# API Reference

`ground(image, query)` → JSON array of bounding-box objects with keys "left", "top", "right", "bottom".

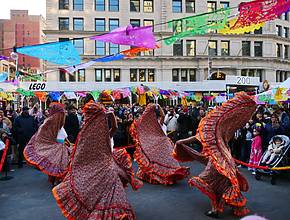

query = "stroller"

[{"left": 255, "top": 135, "right": 290, "bottom": 185}]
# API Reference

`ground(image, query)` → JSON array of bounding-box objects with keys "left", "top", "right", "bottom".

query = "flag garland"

[{"left": 164, "top": 8, "right": 231, "bottom": 45}]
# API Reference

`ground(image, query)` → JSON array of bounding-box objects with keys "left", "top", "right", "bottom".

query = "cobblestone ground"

[{"left": 0, "top": 162, "right": 290, "bottom": 220}]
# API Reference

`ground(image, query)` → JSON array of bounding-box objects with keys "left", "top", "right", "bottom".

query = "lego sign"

[{"left": 28, "top": 82, "right": 46, "bottom": 91}]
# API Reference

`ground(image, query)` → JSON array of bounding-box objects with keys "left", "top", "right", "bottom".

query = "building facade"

[
  {"left": 45, "top": 0, "right": 290, "bottom": 91},
  {"left": 0, "top": 10, "right": 46, "bottom": 74}
]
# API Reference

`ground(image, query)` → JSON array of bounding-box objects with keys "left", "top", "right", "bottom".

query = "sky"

[{"left": 0, "top": 0, "right": 46, "bottom": 19}]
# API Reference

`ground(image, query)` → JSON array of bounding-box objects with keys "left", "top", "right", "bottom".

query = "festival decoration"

[
  {"left": 0, "top": 72, "right": 8, "bottom": 82},
  {"left": 64, "top": 92, "right": 77, "bottom": 100},
  {"left": 34, "top": 92, "right": 47, "bottom": 102},
  {"left": 232, "top": 0, "right": 290, "bottom": 29},
  {"left": 64, "top": 54, "right": 125, "bottom": 73},
  {"left": 164, "top": 8, "right": 231, "bottom": 45},
  {"left": 121, "top": 46, "right": 158, "bottom": 57},
  {"left": 121, "top": 88, "right": 131, "bottom": 98},
  {"left": 274, "top": 87, "right": 288, "bottom": 101},
  {"left": 16, "top": 88, "right": 35, "bottom": 97},
  {"left": 76, "top": 92, "right": 87, "bottom": 97},
  {"left": 218, "top": 18, "right": 265, "bottom": 35},
  {"left": 16, "top": 41, "right": 81, "bottom": 66},
  {"left": 49, "top": 92, "right": 62, "bottom": 101},
  {"left": 90, "top": 25, "right": 156, "bottom": 49},
  {"left": 90, "top": 91, "right": 101, "bottom": 101},
  {"left": 0, "top": 55, "right": 9, "bottom": 61}
]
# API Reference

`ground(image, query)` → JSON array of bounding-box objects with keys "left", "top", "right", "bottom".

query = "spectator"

[
  {"left": 164, "top": 107, "right": 179, "bottom": 142},
  {"left": 13, "top": 107, "right": 37, "bottom": 168},
  {"left": 264, "top": 114, "right": 285, "bottom": 146},
  {"left": 64, "top": 105, "right": 80, "bottom": 143},
  {"left": 276, "top": 108, "right": 290, "bottom": 135},
  {"left": 177, "top": 108, "right": 192, "bottom": 140}
]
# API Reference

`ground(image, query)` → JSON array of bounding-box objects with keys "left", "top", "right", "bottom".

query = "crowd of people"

[
  {"left": 0, "top": 99, "right": 290, "bottom": 173},
  {"left": 1, "top": 93, "right": 289, "bottom": 219}
]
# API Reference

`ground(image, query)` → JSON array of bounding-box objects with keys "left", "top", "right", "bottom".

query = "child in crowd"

[
  {"left": 262, "top": 136, "right": 285, "bottom": 165},
  {"left": 249, "top": 127, "right": 263, "bottom": 175}
]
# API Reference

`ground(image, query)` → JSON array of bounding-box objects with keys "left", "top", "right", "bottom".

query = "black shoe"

[{"left": 205, "top": 210, "right": 219, "bottom": 218}]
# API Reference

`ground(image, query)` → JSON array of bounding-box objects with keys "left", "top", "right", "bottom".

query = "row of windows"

[
  {"left": 59, "top": 18, "right": 154, "bottom": 31},
  {"left": 173, "top": 40, "right": 263, "bottom": 57},
  {"left": 276, "top": 44, "right": 289, "bottom": 59},
  {"left": 172, "top": 69, "right": 196, "bottom": 82},
  {"left": 59, "top": 69, "right": 156, "bottom": 82},
  {"left": 276, "top": 70, "right": 289, "bottom": 82},
  {"left": 276, "top": 25, "right": 290, "bottom": 38},
  {"left": 59, "top": 0, "right": 154, "bottom": 12},
  {"left": 172, "top": 0, "right": 229, "bottom": 13},
  {"left": 58, "top": 68, "right": 198, "bottom": 82},
  {"left": 241, "top": 69, "right": 264, "bottom": 82},
  {"left": 64, "top": 38, "right": 264, "bottom": 57}
]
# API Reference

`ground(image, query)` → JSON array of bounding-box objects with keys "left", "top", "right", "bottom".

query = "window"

[
  {"left": 130, "top": 69, "right": 137, "bottom": 82},
  {"left": 109, "top": 19, "right": 119, "bottom": 31},
  {"left": 113, "top": 69, "right": 121, "bottom": 82},
  {"left": 73, "top": 0, "right": 83, "bottom": 11},
  {"left": 96, "top": 0, "right": 105, "bottom": 11},
  {"left": 130, "top": 19, "right": 140, "bottom": 27},
  {"left": 59, "top": 18, "right": 69, "bottom": 30},
  {"left": 254, "top": 27, "right": 262, "bottom": 34},
  {"left": 109, "top": 0, "right": 119, "bottom": 11},
  {"left": 139, "top": 69, "right": 146, "bottom": 82},
  {"left": 59, "top": 0, "right": 69, "bottom": 10},
  {"left": 172, "top": 69, "right": 179, "bottom": 82},
  {"left": 284, "top": 27, "right": 289, "bottom": 38},
  {"left": 104, "top": 69, "right": 112, "bottom": 82},
  {"left": 69, "top": 72, "right": 76, "bottom": 82},
  {"left": 109, "top": 43, "right": 119, "bottom": 54},
  {"left": 189, "top": 69, "right": 196, "bottom": 81},
  {"left": 221, "top": 41, "right": 229, "bottom": 56},
  {"left": 73, "top": 39, "right": 84, "bottom": 55},
  {"left": 208, "top": 40, "right": 217, "bottom": 56},
  {"left": 144, "top": 20, "right": 154, "bottom": 27},
  {"left": 173, "top": 40, "right": 183, "bottom": 56},
  {"left": 148, "top": 69, "right": 155, "bottom": 82},
  {"left": 276, "top": 25, "right": 282, "bottom": 37},
  {"left": 95, "top": 69, "right": 103, "bottom": 82},
  {"left": 59, "top": 38, "right": 69, "bottom": 42},
  {"left": 78, "top": 69, "right": 85, "bottom": 82},
  {"left": 207, "top": 1, "right": 216, "bottom": 12},
  {"left": 254, "top": 41, "right": 263, "bottom": 57},
  {"left": 242, "top": 41, "right": 251, "bottom": 56},
  {"left": 95, "top": 19, "right": 105, "bottom": 31},
  {"left": 186, "top": 0, "right": 195, "bottom": 13},
  {"left": 285, "top": 12, "right": 289, "bottom": 21},
  {"left": 73, "top": 18, "right": 84, "bottom": 31},
  {"left": 144, "top": 0, "right": 153, "bottom": 12},
  {"left": 172, "top": 0, "right": 182, "bottom": 13},
  {"left": 277, "top": 43, "right": 282, "bottom": 58},
  {"left": 181, "top": 69, "right": 188, "bottom": 82},
  {"left": 220, "top": 1, "right": 229, "bottom": 9},
  {"left": 241, "top": 69, "right": 264, "bottom": 81},
  {"left": 186, "top": 40, "right": 196, "bottom": 56},
  {"left": 276, "top": 70, "right": 289, "bottom": 82},
  {"left": 285, "top": 45, "right": 289, "bottom": 59},
  {"left": 59, "top": 69, "right": 67, "bottom": 82},
  {"left": 96, "top": 41, "right": 106, "bottom": 55},
  {"left": 130, "top": 0, "right": 140, "bottom": 12}
]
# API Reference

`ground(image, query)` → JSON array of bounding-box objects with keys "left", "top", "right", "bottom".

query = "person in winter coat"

[
  {"left": 13, "top": 107, "right": 37, "bottom": 168},
  {"left": 64, "top": 105, "right": 80, "bottom": 143}
]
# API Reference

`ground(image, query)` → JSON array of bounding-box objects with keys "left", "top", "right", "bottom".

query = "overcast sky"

[{"left": 0, "top": 0, "right": 46, "bottom": 19}]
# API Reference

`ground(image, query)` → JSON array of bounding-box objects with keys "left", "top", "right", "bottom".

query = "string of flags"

[{"left": 0, "top": 0, "right": 290, "bottom": 81}]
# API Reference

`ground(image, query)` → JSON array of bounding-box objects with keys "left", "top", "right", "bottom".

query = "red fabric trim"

[{"left": 0, "top": 139, "right": 10, "bottom": 172}]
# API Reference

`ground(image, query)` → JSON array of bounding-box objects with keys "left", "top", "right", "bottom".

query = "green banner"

[{"left": 164, "top": 8, "right": 231, "bottom": 45}]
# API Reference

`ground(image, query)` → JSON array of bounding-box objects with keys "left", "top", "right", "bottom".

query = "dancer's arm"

[{"left": 176, "top": 136, "right": 198, "bottom": 146}]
